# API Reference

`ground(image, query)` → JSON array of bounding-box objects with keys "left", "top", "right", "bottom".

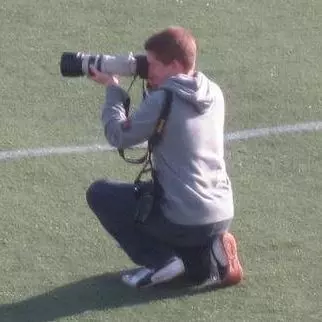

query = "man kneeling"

[{"left": 86, "top": 26, "right": 243, "bottom": 288}]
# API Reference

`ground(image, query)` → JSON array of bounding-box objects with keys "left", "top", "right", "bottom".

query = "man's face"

[{"left": 146, "top": 51, "right": 177, "bottom": 88}]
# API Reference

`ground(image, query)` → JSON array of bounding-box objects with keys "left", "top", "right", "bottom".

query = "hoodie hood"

[{"left": 160, "top": 72, "right": 216, "bottom": 114}]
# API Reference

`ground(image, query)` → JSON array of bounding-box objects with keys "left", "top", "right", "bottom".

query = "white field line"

[{"left": 1, "top": 121, "right": 322, "bottom": 162}]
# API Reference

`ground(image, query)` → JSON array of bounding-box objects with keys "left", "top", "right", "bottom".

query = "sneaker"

[
  {"left": 121, "top": 256, "right": 185, "bottom": 288},
  {"left": 212, "top": 232, "right": 243, "bottom": 287}
]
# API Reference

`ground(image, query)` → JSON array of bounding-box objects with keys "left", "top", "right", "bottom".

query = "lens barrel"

[
  {"left": 60, "top": 52, "right": 148, "bottom": 79},
  {"left": 60, "top": 52, "right": 84, "bottom": 77}
]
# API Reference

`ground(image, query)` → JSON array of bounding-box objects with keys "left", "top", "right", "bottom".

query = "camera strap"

[
  {"left": 117, "top": 89, "right": 173, "bottom": 182},
  {"left": 117, "top": 78, "right": 148, "bottom": 164}
]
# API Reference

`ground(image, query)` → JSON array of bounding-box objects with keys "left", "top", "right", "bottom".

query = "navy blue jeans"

[{"left": 86, "top": 179, "right": 231, "bottom": 278}]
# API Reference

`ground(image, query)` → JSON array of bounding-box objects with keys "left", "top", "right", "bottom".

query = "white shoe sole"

[{"left": 121, "top": 257, "right": 185, "bottom": 288}]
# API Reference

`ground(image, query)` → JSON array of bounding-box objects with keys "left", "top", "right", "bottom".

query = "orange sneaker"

[{"left": 212, "top": 232, "right": 243, "bottom": 287}]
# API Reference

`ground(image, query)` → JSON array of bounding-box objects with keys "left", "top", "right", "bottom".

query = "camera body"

[
  {"left": 60, "top": 52, "right": 149, "bottom": 79},
  {"left": 133, "top": 180, "right": 155, "bottom": 223}
]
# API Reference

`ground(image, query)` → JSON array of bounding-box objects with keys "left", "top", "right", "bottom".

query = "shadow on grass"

[{"left": 0, "top": 270, "right": 219, "bottom": 322}]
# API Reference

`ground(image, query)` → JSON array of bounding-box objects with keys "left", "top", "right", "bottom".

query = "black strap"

[
  {"left": 133, "top": 89, "right": 173, "bottom": 184},
  {"left": 118, "top": 89, "right": 173, "bottom": 166},
  {"left": 148, "top": 89, "right": 173, "bottom": 150}
]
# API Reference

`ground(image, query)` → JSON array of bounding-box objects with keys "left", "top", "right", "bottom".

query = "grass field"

[{"left": 1, "top": 0, "right": 322, "bottom": 321}]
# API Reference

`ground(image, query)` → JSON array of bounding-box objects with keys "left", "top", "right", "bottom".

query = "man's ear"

[
  {"left": 169, "top": 59, "right": 181, "bottom": 73},
  {"left": 171, "top": 59, "right": 185, "bottom": 73}
]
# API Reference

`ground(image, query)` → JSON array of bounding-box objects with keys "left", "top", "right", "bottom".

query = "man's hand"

[{"left": 89, "top": 65, "right": 119, "bottom": 86}]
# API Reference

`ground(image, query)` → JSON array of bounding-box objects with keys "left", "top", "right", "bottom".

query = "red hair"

[{"left": 144, "top": 26, "right": 197, "bottom": 72}]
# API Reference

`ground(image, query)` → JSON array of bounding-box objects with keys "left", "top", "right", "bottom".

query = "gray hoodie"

[{"left": 101, "top": 72, "right": 234, "bottom": 226}]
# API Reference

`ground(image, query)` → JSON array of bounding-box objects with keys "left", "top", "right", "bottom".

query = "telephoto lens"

[{"left": 60, "top": 52, "right": 149, "bottom": 79}]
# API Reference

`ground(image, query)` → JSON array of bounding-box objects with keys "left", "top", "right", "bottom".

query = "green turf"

[
  {"left": 1, "top": 0, "right": 322, "bottom": 321},
  {"left": 1, "top": 0, "right": 321, "bottom": 149},
  {"left": 1, "top": 133, "right": 322, "bottom": 321}
]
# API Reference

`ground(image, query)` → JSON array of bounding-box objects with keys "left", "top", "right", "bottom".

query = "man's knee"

[{"left": 86, "top": 179, "right": 107, "bottom": 211}]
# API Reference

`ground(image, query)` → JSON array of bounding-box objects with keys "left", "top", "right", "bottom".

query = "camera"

[
  {"left": 60, "top": 52, "right": 149, "bottom": 79},
  {"left": 133, "top": 180, "right": 155, "bottom": 223}
]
